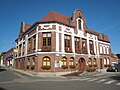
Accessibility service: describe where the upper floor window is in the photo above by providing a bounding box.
[65,35,71,53]
[32,35,36,50]
[42,33,51,51]
[106,47,109,54]
[78,19,81,30]
[82,39,87,54]
[89,40,94,54]
[23,42,25,55]
[75,37,80,53]
[28,38,31,51]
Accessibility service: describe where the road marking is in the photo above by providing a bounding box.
[80,78,91,81]
[87,78,98,82]
[96,79,107,83]
[104,80,116,84]
[13,72,27,79]
[116,82,120,86]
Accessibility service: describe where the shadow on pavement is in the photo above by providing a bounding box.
[110,75,120,81]
[0,87,7,90]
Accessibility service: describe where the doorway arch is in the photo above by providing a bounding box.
[78,58,86,72]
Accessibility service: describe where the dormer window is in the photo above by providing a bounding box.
[77,18,83,30]
[78,19,81,30]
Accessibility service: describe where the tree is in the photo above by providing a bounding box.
[116,54,120,59]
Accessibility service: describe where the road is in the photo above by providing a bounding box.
[0,68,120,90]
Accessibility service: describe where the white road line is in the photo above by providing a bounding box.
[87,78,98,82]
[96,79,107,83]
[13,72,27,79]
[80,78,91,81]
[116,82,120,86]
[104,80,116,84]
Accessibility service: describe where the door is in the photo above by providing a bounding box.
[78,58,86,72]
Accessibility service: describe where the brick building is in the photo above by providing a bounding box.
[14,9,116,73]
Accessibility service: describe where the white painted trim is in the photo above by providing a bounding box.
[35,26,38,52]
[56,32,59,52]
[98,41,110,45]
[25,34,28,55]
[72,35,75,53]
[61,32,65,52]
[87,33,90,55]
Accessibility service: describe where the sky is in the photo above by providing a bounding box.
[0,0,120,54]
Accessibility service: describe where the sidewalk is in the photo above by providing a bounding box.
[12,68,120,80]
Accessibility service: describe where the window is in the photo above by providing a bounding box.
[33,35,36,50]
[61,57,68,69]
[103,47,106,54]
[19,44,22,56]
[42,33,51,51]
[69,57,75,68]
[89,40,94,54]
[107,58,110,65]
[100,45,103,54]
[26,58,30,69]
[104,58,107,67]
[28,38,31,51]
[31,57,35,70]
[75,37,80,53]
[41,56,51,70]
[106,47,109,54]
[65,35,71,52]
[23,42,25,55]
[78,19,81,30]
[82,39,87,54]
[93,58,97,67]
[88,58,92,67]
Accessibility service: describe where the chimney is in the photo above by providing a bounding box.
[22,22,25,32]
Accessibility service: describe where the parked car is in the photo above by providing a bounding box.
[0,66,6,71]
[106,64,120,72]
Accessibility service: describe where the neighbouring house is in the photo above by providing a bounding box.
[14,9,117,74]
[3,48,15,67]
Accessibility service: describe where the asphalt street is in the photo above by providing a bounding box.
[0,69,120,90]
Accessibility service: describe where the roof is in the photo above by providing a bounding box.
[25,24,31,32]
[85,29,99,35]
[19,10,110,43]
[98,34,110,43]
[39,11,73,27]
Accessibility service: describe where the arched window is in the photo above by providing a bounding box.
[107,58,110,65]
[88,58,92,67]
[78,19,81,30]
[93,58,97,67]
[104,58,107,67]
[31,57,35,70]
[41,56,51,70]
[27,58,30,69]
[69,57,75,68]
[61,57,68,69]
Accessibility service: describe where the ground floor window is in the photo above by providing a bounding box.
[93,58,97,67]
[61,57,68,69]
[31,57,35,70]
[26,58,30,69]
[88,58,92,67]
[41,56,51,70]
[69,57,75,68]
[104,58,107,67]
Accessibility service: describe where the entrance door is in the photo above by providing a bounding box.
[78,58,86,73]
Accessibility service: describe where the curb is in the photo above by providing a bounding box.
[12,68,34,77]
